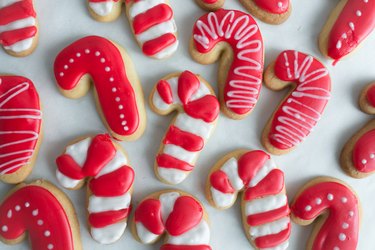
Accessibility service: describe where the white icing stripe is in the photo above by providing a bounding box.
[65,137,92,166]
[150,38,178,60]
[167,220,210,245]
[91,222,127,244]
[129,0,166,18]
[157,168,188,185]
[136,222,160,244]
[160,192,180,223]
[3,37,34,53]
[163,144,198,165]
[249,217,290,238]
[0,0,21,8]
[88,192,131,213]
[249,159,276,187]
[89,2,114,16]
[174,113,214,140]
[245,194,287,216]
[56,170,81,189]
[210,187,236,208]
[221,157,244,190]
[136,21,177,44]
[0,17,36,33]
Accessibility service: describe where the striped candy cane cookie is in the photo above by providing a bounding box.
[0,0,39,56]
[54,36,146,141]
[0,180,82,250]
[55,134,135,244]
[150,71,219,185]
[291,177,361,250]
[191,9,264,119]
[207,150,291,250]
[262,50,331,155]
[0,75,42,184]
[132,190,212,250]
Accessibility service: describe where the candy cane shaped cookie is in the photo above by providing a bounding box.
[0,75,42,184]
[319,0,375,63]
[262,50,331,155]
[291,177,361,250]
[88,0,122,22]
[341,82,375,178]
[0,0,39,57]
[207,150,291,250]
[191,9,264,119]
[150,71,219,185]
[54,36,146,141]
[0,180,82,250]
[195,0,224,11]
[239,0,291,24]
[132,190,212,250]
[55,134,134,244]
[125,0,179,59]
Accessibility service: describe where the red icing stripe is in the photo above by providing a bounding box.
[0,0,36,25]
[142,33,176,56]
[178,71,200,105]
[210,170,236,194]
[56,154,85,180]
[89,166,134,197]
[244,169,284,200]
[157,154,194,171]
[247,205,290,226]
[165,196,203,236]
[254,224,291,249]
[161,245,212,250]
[89,208,130,228]
[366,85,375,107]
[133,4,173,35]
[0,26,37,46]
[157,79,173,104]
[164,126,204,152]
[238,150,270,186]
[184,95,220,123]
[135,199,164,235]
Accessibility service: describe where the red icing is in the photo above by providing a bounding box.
[133,4,173,35]
[366,84,375,108]
[327,0,375,61]
[253,0,289,14]
[142,33,177,56]
[164,126,204,152]
[0,76,42,176]
[255,225,291,249]
[269,50,331,150]
[0,185,74,250]
[134,199,164,235]
[54,36,141,140]
[161,245,212,250]
[192,9,264,116]
[210,170,235,194]
[200,0,219,3]
[89,208,130,228]
[291,181,360,250]
[352,129,375,173]
[156,154,194,171]
[238,150,270,186]
[244,169,284,200]
[56,154,85,180]
[157,80,173,104]
[247,205,290,226]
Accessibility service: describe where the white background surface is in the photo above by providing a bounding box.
[1,0,375,249]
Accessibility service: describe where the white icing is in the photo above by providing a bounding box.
[88,192,131,213]
[163,144,198,165]
[210,187,236,208]
[0,0,21,8]
[245,193,287,215]
[56,170,81,189]
[3,37,34,53]
[220,157,244,190]
[96,150,128,177]
[249,159,276,187]
[249,217,290,237]
[167,220,210,245]
[153,40,179,59]
[157,168,188,185]
[159,192,180,223]
[91,222,127,244]
[0,17,35,33]
[65,137,92,166]
[136,21,177,44]
[136,222,160,244]
[129,0,166,18]
[89,2,114,16]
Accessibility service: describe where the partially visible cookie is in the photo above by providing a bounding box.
[131,190,213,250]
[341,82,375,178]
[239,0,291,24]
[87,0,122,22]
[0,179,82,250]
[291,177,361,250]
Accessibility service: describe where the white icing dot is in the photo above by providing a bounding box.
[105,67,110,72]
[349,22,355,31]
[316,198,322,205]
[85,49,90,54]
[37,220,44,226]
[334,247,340,250]
[59,72,64,77]
[2,225,8,232]
[370,154,375,159]
[112,88,117,93]
[356,10,362,16]
[342,33,348,39]
[339,233,346,241]
[44,230,51,237]
[95,51,100,56]
[48,244,54,249]
[295,114,301,119]
[277,2,282,8]
[64,65,68,70]
[362,159,367,164]
[305,205,312,211]
[120,114,124,119]
[327,194,334,201]
[115,97,120,102]
[119,105,123,110]
[109,77,114,82]
[69,59,74,63]
[341,197,348,203]
[349,211,354,217]
[122,121,127,125]
[100,58,105,63]
[364,0,368,3]
[336,41,342,49]
[287,98,292,103]
[7,210,12,218]
[32,209,39,216]
[76,53,81,57]
[15,205,21,211]
[124,126,129,131]
[25,202,30,208]
[0,78,2,85]
[342,223,349,229]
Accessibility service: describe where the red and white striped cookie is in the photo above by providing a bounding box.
[0,0,39,56]
[150,71,220,185]
[125,0,179,59]
[132,190,212,250]
[207,150,291,250]
[55,134,134,244]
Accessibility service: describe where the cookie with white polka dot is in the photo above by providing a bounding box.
[54,35,146,141]
[0,179,82,250]
[291,177,361,250]
[341,82,375,178]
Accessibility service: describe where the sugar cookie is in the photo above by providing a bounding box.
[195,0,224,11]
